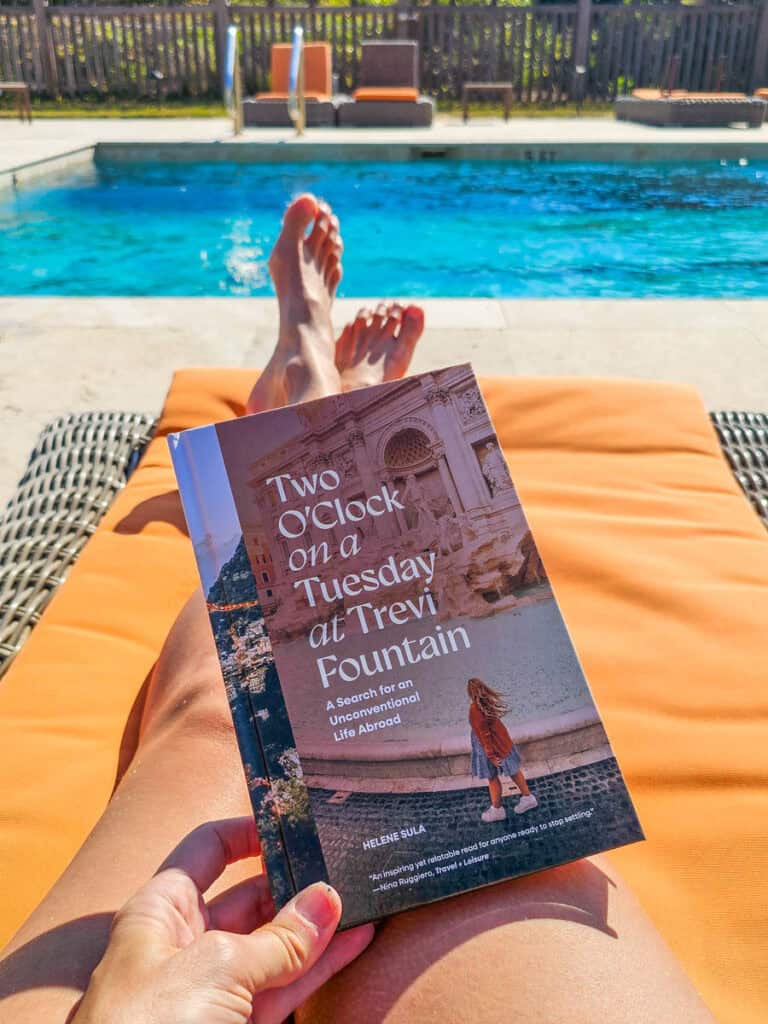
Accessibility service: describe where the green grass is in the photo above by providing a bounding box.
[438,99,613,119]
[0,97,226,119]
[0,96,612,120]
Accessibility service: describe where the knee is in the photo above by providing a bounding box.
[300,861,617,1024]
[140,654,233,748]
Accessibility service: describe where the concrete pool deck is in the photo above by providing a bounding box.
[2,295,766,507]
[3,114,768,183]
[1,116,766,504]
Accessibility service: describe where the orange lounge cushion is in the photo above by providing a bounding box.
[630,88,684,100]
[352,86,419,103]
[679,91,748,100]
[631,88,749,101]
[253,91,330,102]
[269,42,332,97]
[0,371,767,1024]
[755,87,768,100]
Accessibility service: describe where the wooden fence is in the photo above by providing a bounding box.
[1,0,767,103]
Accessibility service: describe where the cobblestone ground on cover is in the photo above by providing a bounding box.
[309,758,642,928]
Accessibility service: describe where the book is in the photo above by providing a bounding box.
[169,364,643,929]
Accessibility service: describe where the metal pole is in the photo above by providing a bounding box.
[572,0,592,107]
[214,0,231,98]
[233,31,243,135]
[297,48,306,136]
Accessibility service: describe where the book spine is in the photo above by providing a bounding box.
[169,432,295,909]
[207,600,296,909]
[242,652,330,895]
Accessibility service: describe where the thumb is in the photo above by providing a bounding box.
[236,882,342,993]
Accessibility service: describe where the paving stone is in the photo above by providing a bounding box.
[308,757,641,928]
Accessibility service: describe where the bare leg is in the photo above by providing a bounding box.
[246,194,342,415]
[488,775,502,809]
[0,195,426,1024]
[0,377,343,1024]
[300,854,716,1024]
[513,768,531,797]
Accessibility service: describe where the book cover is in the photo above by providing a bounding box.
[170,364,643,929]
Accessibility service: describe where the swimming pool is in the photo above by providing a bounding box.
[3,159,768,298]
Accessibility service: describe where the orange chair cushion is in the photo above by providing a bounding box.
[754,87,768,100]
[269,42,332,97]
[253,91,329,102]
[631,88,749,101]
[352,86,419,103]
[0,371,767,1024]
[631,88,665,99]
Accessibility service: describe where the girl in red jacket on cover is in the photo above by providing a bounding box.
[468,677,538,822]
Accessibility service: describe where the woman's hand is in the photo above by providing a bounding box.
[71,817,374,1024]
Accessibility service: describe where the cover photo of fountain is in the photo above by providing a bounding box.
[181,364,642,928]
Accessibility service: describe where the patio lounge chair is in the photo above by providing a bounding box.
[2,375,768,1024]
[336,40,434,127]
[615,89,766,127]
[242,42,335,128]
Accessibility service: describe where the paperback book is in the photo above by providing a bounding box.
[169,364,643,928]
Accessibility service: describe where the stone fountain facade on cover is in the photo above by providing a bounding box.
[217,365,609,793]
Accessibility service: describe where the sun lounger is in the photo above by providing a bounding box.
[1,373,768,1024]
[0,412,156,679]
[336,41,434,127]
[615,90,766,127]
[242,42,335,128]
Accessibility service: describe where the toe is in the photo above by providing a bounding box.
[322,227,343,267]
[398,305,425,359]
[386,302,404,335]
[335,321,354,371]
[379,304,400,341]
[322,240,343,291]
[327,262,342,298]
[341,313,365,368]
[306,202,333,258]
[371,301,389,330]
[282,193,319,240]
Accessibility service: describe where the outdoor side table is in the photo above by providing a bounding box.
[462,82,513,122]
[0,82,32,123]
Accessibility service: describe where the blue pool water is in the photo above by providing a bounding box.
[2,159,768,297]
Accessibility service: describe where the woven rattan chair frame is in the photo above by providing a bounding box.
[710,411,768,529]
[0,408,765,679]
[0,411,156,679]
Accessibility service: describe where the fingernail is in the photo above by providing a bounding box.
[294,883,338,930]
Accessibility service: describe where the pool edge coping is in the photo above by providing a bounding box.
[5,134,768,194]
[0,144,95,193]
[91,138,768,164]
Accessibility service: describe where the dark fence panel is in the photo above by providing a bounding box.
[0,7,43,87]
[590,4,762,98]
[417,5,576,103]
[1,1,766,103]
[45,5,217,96]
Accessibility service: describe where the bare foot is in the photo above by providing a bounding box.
[335,301,425,392]
[247,194,343,413]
